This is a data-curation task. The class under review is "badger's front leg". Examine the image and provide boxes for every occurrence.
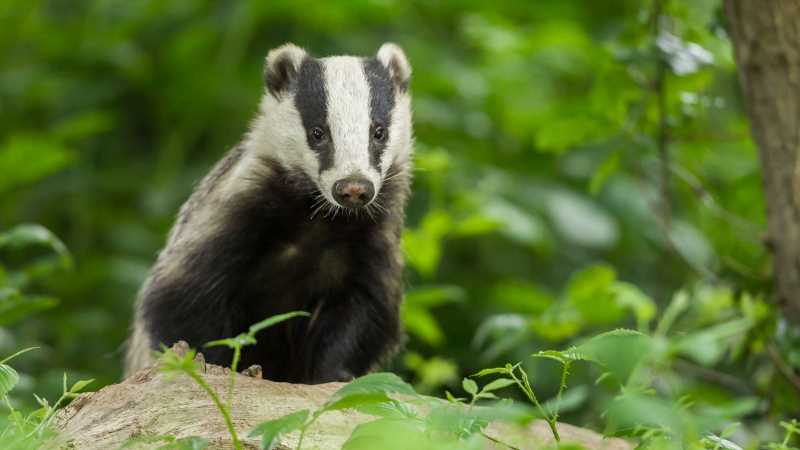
[300,288,401,384]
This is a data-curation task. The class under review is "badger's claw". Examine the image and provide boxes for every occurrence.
[242,365,263,378]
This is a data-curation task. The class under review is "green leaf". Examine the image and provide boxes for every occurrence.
[404,285,465,308]
[159,347,199,375]
[541,385,589,416]
[576,329,652,384]
[248,409,309,450]
[0,292,58,327]
[427,402,488,438]
[402,210,453,278]
[248,311,310,335]
[566,264,624,325]
[204,334,256,349]
[474,392,498,400]
[472,366,511,378]
[401,306,445,346]
[122,434,209,450]
[482,199,548,247]
[445,391,464,403]
[120,434,178,449]
[323,392,392,412]
[655,290,690,336]
[327,373,416,408]
[404,354,459,389]
[0,346,38,364]
[462,378,478,396]
[69,379,94,394]
[451,214,500,236]
[534,115,603,153]
[589,150,621,195]
[0,135,75,194]
[342,417,430,450]
[480,378,516,393]
[605,392,694,438]
[532,348,586,365]
[611,282,657,330]
[0,363,20,396]
[51,111,115,143]
[356,399,419,419]
[157,436,209,450]
[489,280,555,314]
[344,413,485,449]
[0,224,71,267]
[674,318,753,366]
[471,401,539,425]
[531,304,583,342]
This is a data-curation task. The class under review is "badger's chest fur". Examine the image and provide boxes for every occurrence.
[126,43,413,384]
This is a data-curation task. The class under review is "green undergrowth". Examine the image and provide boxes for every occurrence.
[0,224,797,449]
[139,326,799,450]
[0,318,798,449]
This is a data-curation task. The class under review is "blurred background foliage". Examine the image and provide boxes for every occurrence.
[0,0,797,447]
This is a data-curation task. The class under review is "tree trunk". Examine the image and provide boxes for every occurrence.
[725,0,800,322]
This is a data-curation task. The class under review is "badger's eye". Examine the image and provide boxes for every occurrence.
[373,125,387,142]
[311,127,326,142]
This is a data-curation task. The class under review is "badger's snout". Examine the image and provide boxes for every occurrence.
[333,176,375,208]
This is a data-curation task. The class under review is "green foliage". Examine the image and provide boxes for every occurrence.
[206,311,310,407]
[1,0,798,448]
[250,372,417,449]
[160,311,309,450]
[249,410,309,450]
[121,434,209,450]
[0,136,74,195]
[159,346,243,450]
[0,349,93,449]
[0,224,71,328]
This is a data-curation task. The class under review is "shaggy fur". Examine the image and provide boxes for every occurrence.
[125,43,413,383]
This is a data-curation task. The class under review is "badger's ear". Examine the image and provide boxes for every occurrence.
[264,43,307,98]
[376,43,411,93]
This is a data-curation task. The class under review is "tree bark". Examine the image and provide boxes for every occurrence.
[53,344,630,450]
[725,0,800,322]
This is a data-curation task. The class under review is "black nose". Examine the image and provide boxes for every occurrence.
[333,177,375,209]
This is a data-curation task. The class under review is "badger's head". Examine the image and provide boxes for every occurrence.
[250,43,412,212]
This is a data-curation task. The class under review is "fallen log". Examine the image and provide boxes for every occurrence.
[54,344,631,450]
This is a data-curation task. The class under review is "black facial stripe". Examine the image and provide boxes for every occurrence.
[294,57,334,173]
[363,58,395,170]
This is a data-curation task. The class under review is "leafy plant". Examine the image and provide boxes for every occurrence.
[205,311,310,407]
[0,348,93,449]
[250,372,417,450]
[159,312,309,450]
[768,420,800,450]
[0,224,72,326]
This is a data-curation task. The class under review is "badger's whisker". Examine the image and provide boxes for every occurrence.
[371,200,388,215]
[364,204,378,223]
[310,201,328,220]
[310,198,327,211]
[382,170,406,184]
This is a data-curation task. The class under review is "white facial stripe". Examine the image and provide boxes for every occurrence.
[322,57,376,181]
[383,93,412,172]
[245,53,413,210]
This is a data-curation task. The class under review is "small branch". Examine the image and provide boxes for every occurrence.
[480,430,522,450]
[668,163,763,240]
[187,371,242,450]
[651,0,672,231]
[767,344,800,394]
[638,174,717,279]
[673,359,753,395]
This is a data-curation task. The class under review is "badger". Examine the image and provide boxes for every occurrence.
[125,43,413,384]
